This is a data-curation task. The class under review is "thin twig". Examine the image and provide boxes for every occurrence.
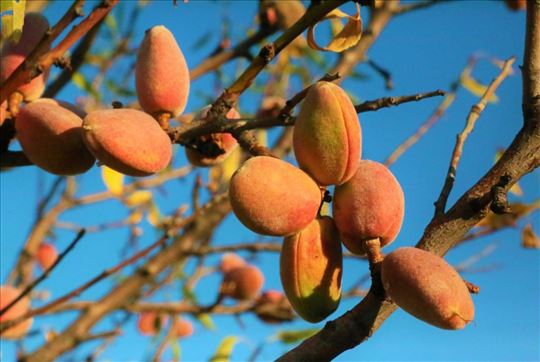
[434,57,516,216]
[0,233,170,334]
[0,229,86,318]
[355,89,445,113]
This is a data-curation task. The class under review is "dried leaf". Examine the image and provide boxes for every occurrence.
[209,336,237,362]
[307,3,362,53]
[476,200,540,229]
[101,166,124,196]
[461,74,498,103]
[521,224,540,249]
[123,190,152,208]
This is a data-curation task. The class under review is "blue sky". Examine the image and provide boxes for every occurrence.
[1,1,539,361]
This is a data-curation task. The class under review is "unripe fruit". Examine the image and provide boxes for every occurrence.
[381,247,475,330]
[0,13,50,101]
[15,101,96,175]
[185,106,239,167]
[333,160,404,254]
[294,81,361,186]
[82,109,172,176]
[0,285,33,339]
[36,242,58,270]
[280,217,342,323]
[173,318,194,338]
[137,312,169,336]
[229,156,322,236]
[219,253,246,274]
[136,25,190,117]
[221,264,264,300]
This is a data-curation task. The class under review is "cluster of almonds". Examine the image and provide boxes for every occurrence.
[3,15,233,177]
[229,82,474,329]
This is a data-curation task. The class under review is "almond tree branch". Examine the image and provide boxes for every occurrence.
[277,3,540,360]
[434,57,516,215]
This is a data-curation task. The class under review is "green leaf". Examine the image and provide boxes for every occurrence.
[104,13,118,37]
[196,313,216,331]
[209,336,238,362]
[0,0,13,12]
[273,328,319,344]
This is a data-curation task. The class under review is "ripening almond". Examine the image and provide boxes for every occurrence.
[280,217,342,323]
[221,264,265,300]
[173,318,194,338]
[229,156,321,236]
[15,101,96,175]
[0,285,33,339]
[333,160,404,255]
[136,25,190,117]
[219,253,246,274]
[137,312,169,337]
[36,242,58,270]
[294,82,361,186]
[381,247,475,330]
[0,13,50,101]
[82,108,172,176]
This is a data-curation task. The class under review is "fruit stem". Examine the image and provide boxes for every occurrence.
[364,238,386,300]
[156,111,172,131]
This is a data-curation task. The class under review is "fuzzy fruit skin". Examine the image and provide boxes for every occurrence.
[136,25,189,117]
[0,285,33,339]
[173,318,194,338]
[185,107,240,167]
[219,252,246,273]
[36,243,58,270]
[83,109,172,176]
[222,264,265,300]
[381,247,475,330]
[293,81,361,186]
[0,13,50,101]
[280,217,343,323]
[255,290,293,324]
[32,98,87,118]
[137,312,169,336]
[229,156,321,236]
[15,101,96,175]
[333,160,404,255]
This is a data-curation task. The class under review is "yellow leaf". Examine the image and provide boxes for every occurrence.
[319,201,330,217]
[307,3,362,53]
[0,0,13,12]
[147,202,161,227]
[521,224,540,249]
[209,336,238,362]
[127,209,144,225]
[220,146,242,184]
[11,0,25,40]
[101,166,124,196]
[1,14,13,40]
[123,190,152,208]
[256,129,267,148]
[461,75,498,103]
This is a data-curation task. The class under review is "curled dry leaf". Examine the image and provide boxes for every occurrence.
[307,3,362,53]
[521,224,540,249]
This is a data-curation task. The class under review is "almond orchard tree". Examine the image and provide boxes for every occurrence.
[0,0,538,361]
